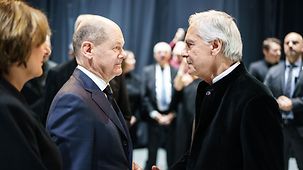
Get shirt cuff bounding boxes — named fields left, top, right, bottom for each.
left=150, top=110, right=160, bottom=119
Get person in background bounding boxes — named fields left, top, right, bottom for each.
left=169, top=28, right=186, bottom=49
left=264, top=32, right=303, bottom=170
left=122, top=50, right=147, bottom=147
left=142, top=42, right=178, bottom=169
left=171, top=10, right=283, bottom=170
left=249, top=37, right=281, bottom=82
left=170, top=41, right=187, bottom=69
left=0, top=0, right=62, bottom=169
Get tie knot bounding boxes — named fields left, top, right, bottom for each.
left=103, top=85, right=113, bottom=96
left=287, top=64, right=297, bottom=69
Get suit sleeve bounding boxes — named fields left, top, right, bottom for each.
left=141, top=68, right=155, bottom=119
left=47, top=93, right=94, bottom=170
left=240, top=95, right=284, bottom=170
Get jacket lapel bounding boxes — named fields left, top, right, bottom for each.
left=73, top=69, right=127, bottom=138
left=293, top=65, right=303, bottom=96
left=91, top=91, right=127, bottom=138
left=277, top=63, right=286, bottom=95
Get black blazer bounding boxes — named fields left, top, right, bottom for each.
left=0, top=77, right=62, bottom=170
left=172, top=63, right=283, bottom=170
left=141, top=64, right=178, bottom=120
left=264, top=61, right=303, bottom=126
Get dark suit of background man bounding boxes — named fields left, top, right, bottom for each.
left=264, top=32, right=303, bottom=170
left=248, top=37, right=281, bottom=82
left=171, top=10, right=283, bottom=170
left=46, top=14, right=138, bottom=170
left=142, top=42, right=178, bottom=169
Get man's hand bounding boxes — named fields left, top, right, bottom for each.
left=132, top=162, right=142, bottom=170
left=152, top=165, right=160, bottom=170
left=277, top=95, right=293, bottom=111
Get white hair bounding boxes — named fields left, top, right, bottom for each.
left=153, top=42, right=171, bottom=54
left=189, top=10, right=242, bottom=61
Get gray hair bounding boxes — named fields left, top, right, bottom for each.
left=189, top=10, right=242, bottom=62
left=72, top=21, right=107, bottom=55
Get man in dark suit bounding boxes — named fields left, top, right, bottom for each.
left=248, top=37, right=281, bottom=82
left=43, top=15, right=131, bottom=127
left=142, top=42, right=178, bottom=169
left=171, top=10, right=283, bottom=170
left=264, top=32, right=303, bottom=170
left=46, top=14, right=137, bottom=170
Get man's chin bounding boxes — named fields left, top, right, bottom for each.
left=114, top=69, right=123, bottom=76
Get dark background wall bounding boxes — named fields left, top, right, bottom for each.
left=27, top=0, right=303, bottom=73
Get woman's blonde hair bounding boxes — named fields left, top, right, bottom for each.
left=0, top=0, right=51, bottom=75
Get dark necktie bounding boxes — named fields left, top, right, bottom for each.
left=103, top=85, right=121, bottom=114
left=284, top=64, right=296, bottom=97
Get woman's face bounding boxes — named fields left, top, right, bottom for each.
left=26, top=39, right=51, bottom=79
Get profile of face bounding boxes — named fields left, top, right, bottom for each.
left=264, top=42, right=281, bottom=64
left=184, top=25, right=213, bottom=80
left=92, top=25, right=126, bottom=81
left=43, top=35, right=52, bottom=62
left=153, top=42, right=171, bottom=66
left=284, top=32, right=303, bottom=62
left=25, top=38, right=51, bottom=78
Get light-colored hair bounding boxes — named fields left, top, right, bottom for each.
left=0, top=0, right=51, bottom=75
left=153, top=42, right=171, bottom=54
left=72, top=15, right=108, bottom=56
left=189, top=10, right=242, bottom=62
left=74, top=14, right=96, bottom=31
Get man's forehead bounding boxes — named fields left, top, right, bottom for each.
left=185, top=26, right=198, bottom=39
left=285, top=33, right=302, bottom=41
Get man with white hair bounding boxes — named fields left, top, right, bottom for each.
left=142, top=42, right=178, bottom=169
left=171, top=10, right=283, bottom=170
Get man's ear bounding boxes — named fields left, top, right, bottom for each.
left=211, top=39, right=222, bottom=56
left=81, top=41, right=93, bottom=59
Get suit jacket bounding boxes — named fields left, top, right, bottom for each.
left=0, top=77, right=62, bottom=170
left=43, top=59, right=131, bottom=126
left=43, top=58, right=78, bottom=125
left=264, top=61, right=303, bottom=126
left=248, top=59, right=274, bottom=82
left=46, top=68, right=132, bottom=170
left=141, top=64, right=178, bottom=120
left=172, top=63, right=283, bottom=170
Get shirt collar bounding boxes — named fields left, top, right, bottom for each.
left=212, top=61, right=240, bottom=84
left=286, top=57, right=302, bottom=68
left=77, top=65, right=108, bottom=91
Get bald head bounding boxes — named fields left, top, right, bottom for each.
left=284, top=32, right=303, bottom=63
left=74, top=14, right=96, bottom=31
left=72, top=14, right=121, bottom=56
